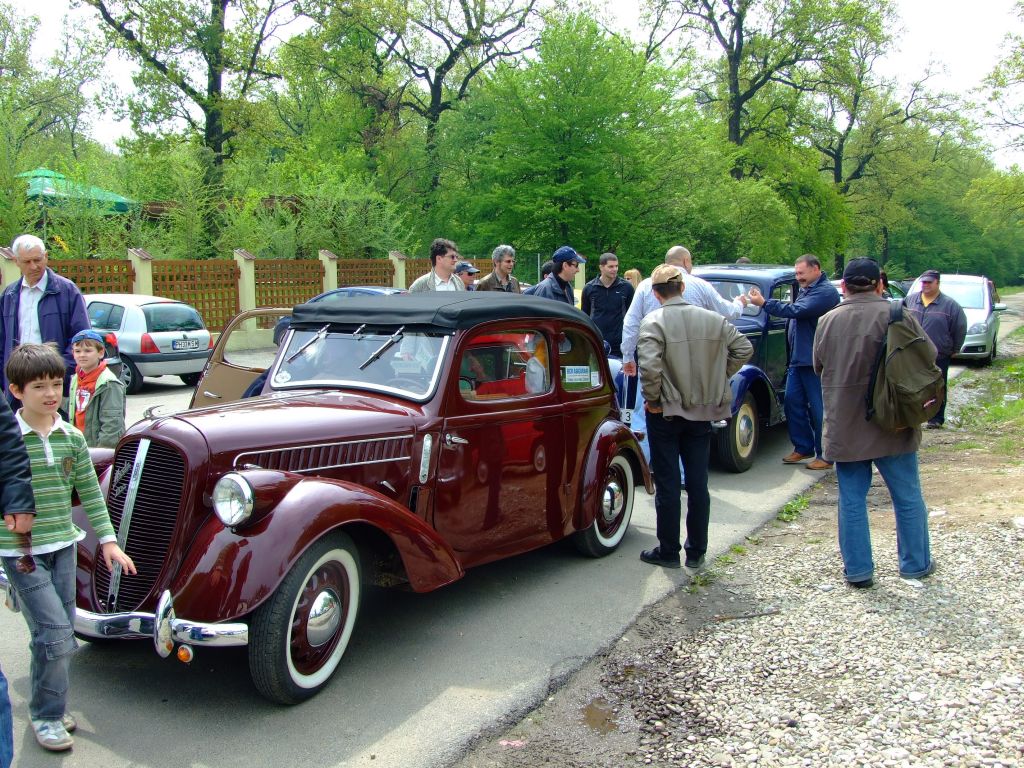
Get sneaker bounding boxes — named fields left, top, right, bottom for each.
left=848, top=577, right=874, bottom=589
left=32, top=719, right=73, bottom=752
left=901, top=561, right=936, bottom=580
left=640, top=547, right=681, bottom=569
left=62, top=713, right=77, bottom=733
left=684, top=554, right=706, bottom=570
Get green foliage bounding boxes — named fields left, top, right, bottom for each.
left=777, top=495, right=809, bottom=522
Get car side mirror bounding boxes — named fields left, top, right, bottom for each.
left=994, top=303, right=1007, bottom=312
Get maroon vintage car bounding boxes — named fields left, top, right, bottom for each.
left=47, top=292, right=651, bottom=704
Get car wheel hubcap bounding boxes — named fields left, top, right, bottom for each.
left=306, top=589, right=342, bottom=647
left=602, top=480, right=623, bottom=524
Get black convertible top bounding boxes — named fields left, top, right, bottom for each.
left=291, top=291, right=598, bottom=333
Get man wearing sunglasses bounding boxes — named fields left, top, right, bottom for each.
left=409, top=238, right=466, bottom=292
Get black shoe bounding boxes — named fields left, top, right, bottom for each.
left=684, top=554, right=705, bottom=570
left=848, top=577, right=874, bottom=589
left=640, top=547, right=681, bottom=569
left=925, top=421, right=942, bottom=430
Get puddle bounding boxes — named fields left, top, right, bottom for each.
left=582, top=696, right=618, bottom=734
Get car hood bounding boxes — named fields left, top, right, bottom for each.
left=963, top=307, right=991, bottom=327
left=163, top=391, right=422, bottom=462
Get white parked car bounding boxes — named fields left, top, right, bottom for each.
left=85, top=294, right=213, bottom=393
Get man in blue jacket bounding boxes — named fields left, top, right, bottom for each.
left=1, top=235, right=90, bottom=409
left=903, top=270, right=967, bottom=428
left=528, top=246, right=586, bottom=305
left=748, top=254, right=840, bottom=470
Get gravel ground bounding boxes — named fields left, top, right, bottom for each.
left=456, top=336, right=1024, bottom=768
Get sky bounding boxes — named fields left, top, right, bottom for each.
left=7, top=0, right=1022, bottom=164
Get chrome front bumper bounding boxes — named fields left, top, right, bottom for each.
left=1, top=567, right=247, bottom=657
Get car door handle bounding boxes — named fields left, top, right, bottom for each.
left=202, top=391, right=223, bottom=399
left=444, top=433, right=468, bottom=447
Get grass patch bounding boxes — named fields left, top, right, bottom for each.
left=777, top=495, right=809, bottom=522
left=953, top=440, right=985, bottom=450
left=687, top=569, right=717, bottom=592
left=998, top=285, right=1024, bottom=296
left=729, top=544, right=747, bottom=556
left=955, top=358, right=1024, bottom=434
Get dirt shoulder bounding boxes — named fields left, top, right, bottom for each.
left=455, top=331, right=1024, bottom=768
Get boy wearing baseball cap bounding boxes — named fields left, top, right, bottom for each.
left=66, top=329, right=125, bottom=448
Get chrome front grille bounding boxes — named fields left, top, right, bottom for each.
left=95, top=439, right=184, bottom=612
left=235, top=435, right=413, bottom=473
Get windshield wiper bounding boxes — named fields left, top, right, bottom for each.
left=286, top=324, right=330, bottom=363
left=359, top=326, right=405, bottom=370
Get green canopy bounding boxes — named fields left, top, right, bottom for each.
left=21, top=168, right=136, bottom=214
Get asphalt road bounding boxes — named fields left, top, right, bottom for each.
left=3, top=296, right=1021, bottom=768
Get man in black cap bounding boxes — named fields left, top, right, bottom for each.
left=454, top=261, right=480, bottom=290
left=903, top=270, right=967, bottom=428
left=813, top=258, right=934, bottom=587
left=527, top=246, right=585, bottom=305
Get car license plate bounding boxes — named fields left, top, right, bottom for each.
left=172, top=338, right=201, bottom=351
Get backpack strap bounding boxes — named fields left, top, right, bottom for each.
left=866, top=301, right=900, bottom=421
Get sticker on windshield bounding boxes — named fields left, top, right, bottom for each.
left=273, top=370, right=292, bottom=384
left=563, top=365, right=590, bottom=384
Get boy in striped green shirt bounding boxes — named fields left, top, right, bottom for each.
left=1, top=343, right=135, bottom=754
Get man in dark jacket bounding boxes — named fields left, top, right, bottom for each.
left=903, top=270, right=967, bottom=428
left=748, top=254, right=840, bottom=470
left=475, top=245, right=521, bottom=293
left=1, top=235, right=90, bottom=407
left=581, top=253, right=634, bottom=357
left=0, top=394, right=36, bottom=768
left=813, top=258, right=934, bottom=588
left=527, top=246, right=585, bottom=305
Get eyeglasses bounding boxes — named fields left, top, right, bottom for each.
left=15, top=531, right=35, bottom=574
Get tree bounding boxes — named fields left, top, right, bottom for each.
left=0, top=3, right=103, bottom=242
left=301, top=0, right=537, bottom=192
left=639, top=0, right=886, bottom=177
left=80, top=0, right=300, bottom=183
left=985, top=0, right=1024, bottom=151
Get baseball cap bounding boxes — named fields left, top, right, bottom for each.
left=919, top=269, right=940, bottom=283
left=454, top=261, right=480, bottom=275
left=842, top=258, right=880, bottom=288
left=71, top=329, right=106, bottom=347
left=650, top=264, right=683, bottom=285
left=552, top=246, right=586, bottom=264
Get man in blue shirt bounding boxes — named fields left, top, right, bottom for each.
left=748, top=254, right=840, bottom=470
left=528, top=246, right=586, bottom=305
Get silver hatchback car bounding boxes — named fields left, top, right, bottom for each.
left=85, top=294, right=213, bottom=393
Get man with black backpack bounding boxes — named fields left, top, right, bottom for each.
left=813, top=258, right=935, bottom=589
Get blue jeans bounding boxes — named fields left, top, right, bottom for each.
left=1, top=545, right=78, bottom=721
left=784, top=365, right=825, bottom=459
left=0, top=664, right=12, bottom=768
left=646, top=412, right=711, bottom=560
left=835, top=452, right=932, bottom=582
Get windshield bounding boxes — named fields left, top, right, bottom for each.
left=270, top=326, right=449, bottom=400
left=931, top=281, right=986, bottom=310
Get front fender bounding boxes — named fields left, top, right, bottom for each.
left=575, top=420, right=652, bottom=531
left=730, top=365, right=784, bottom=425
left=168, top=477, right=464, bottom=623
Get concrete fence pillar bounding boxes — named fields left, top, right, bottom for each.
left=0, top=247, right=18, bottom=287
left=389, top=250, right=407, bottom=290
left=127, top=248, right=154, bottom=295
left=319, top=250, right=339, bottom=293
left=574, top=266, right=586, bottom=298
left=233, top=249, right=257, bottom=311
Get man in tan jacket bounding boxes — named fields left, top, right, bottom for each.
left=637, top=265, right=752, bottom=570
left=813, top=258, right=934, bottom=588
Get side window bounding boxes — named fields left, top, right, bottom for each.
left=709, top=280, right=753, bottom=302
left=459, top=330, right=550, bottom=401
left=559, top=330, right=603, bottom=392
left=771, top=283, right=794, bottom=303
left=88, top=302, right=114, bottom=329
left=108, top=305, right=125, bottom=328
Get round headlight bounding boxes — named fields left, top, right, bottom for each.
left=213, top=473, right=254, bottom=527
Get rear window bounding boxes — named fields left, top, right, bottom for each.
left=88, top=302, right=125, bottom=330
left=143, top=303, right=205, bottom=332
